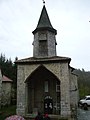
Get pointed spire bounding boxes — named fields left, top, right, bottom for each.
left=32, top=5, right=57, bottom=35
left=37, top=5, right=53, bottom=28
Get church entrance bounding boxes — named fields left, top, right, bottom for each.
left=44, top=96, right=53, bottom=114
left=25, top=65, right=61, bottom=115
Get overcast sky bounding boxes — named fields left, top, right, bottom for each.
left=0, top=0, right=90, bottom=71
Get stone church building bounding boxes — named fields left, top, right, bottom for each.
left=16, top=5, right=78, bottom=119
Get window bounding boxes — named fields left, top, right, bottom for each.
left=45, top=81, right=48, bottom=92
left=56, top=85, right=60, bottom=92
left=56, top=81, right=60, bottom=92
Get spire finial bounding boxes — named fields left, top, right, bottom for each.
left=42, top=0, right=45, bottom=5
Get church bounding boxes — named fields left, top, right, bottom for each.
left=15, top=4, right=78, bottom=119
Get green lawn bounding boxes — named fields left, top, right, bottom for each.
left=0, top=105, right=16, bottom=120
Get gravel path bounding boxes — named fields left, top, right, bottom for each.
left=77, top=107, right=90, bottom=120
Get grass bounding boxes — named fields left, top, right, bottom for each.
left=0, top=105, right=16, bottom=120
left=0, top=105, right=69, bottom=120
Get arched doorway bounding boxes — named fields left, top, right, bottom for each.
left=25, top=65, right=61, bottom=114
left=44, top=96, right=53, bottom=114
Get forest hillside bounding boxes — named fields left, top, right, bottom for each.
left=74, top=69, right=90, bottom=98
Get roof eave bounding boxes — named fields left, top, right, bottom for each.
left=32, top=27, right=57, bottom=35
left=15, top=58, right=71, bottom=65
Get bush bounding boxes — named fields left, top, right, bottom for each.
left=0, top=105, right=16, bottom=120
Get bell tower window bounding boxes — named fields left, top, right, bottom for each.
left=39, top=32, right=48, bottom=56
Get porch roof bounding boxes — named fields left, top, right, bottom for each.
left=2, top=75, right=13, bottom=82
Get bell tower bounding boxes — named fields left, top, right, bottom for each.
left=32, top=5, right=57, bottom=58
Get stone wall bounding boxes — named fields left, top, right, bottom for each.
left=17, top=65, right=26, bottom=116
left=0, top=69, right=12, bottom=107
left=70, top=72, right=78, bottom=107
left=2, top=82, right=12, bottom=106
left=47, top=31, right=57, bottom=56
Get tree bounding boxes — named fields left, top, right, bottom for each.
left=75, top=69, right=90, bottom=98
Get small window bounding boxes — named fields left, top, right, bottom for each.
left=56, top=85, right=60, bottom=92
left=45, top=81, right=48, bottom=92
left=56, top=81, right=60, bottom=92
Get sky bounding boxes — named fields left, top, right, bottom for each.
left=0, top=0, right=90, bottom=71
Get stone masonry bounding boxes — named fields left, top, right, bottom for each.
left=0, top=69, right=12, bottom=107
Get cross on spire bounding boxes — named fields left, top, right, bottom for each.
left=42, top=0, right=45, bottom=5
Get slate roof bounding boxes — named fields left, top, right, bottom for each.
left=32, top=5, right=57, bottom=35
left=2, top=75, right=13, bottom=82
left=15, top=56, right=71, bottom=64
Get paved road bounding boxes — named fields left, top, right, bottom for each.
left=77, top=107, right=90, bottom=120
